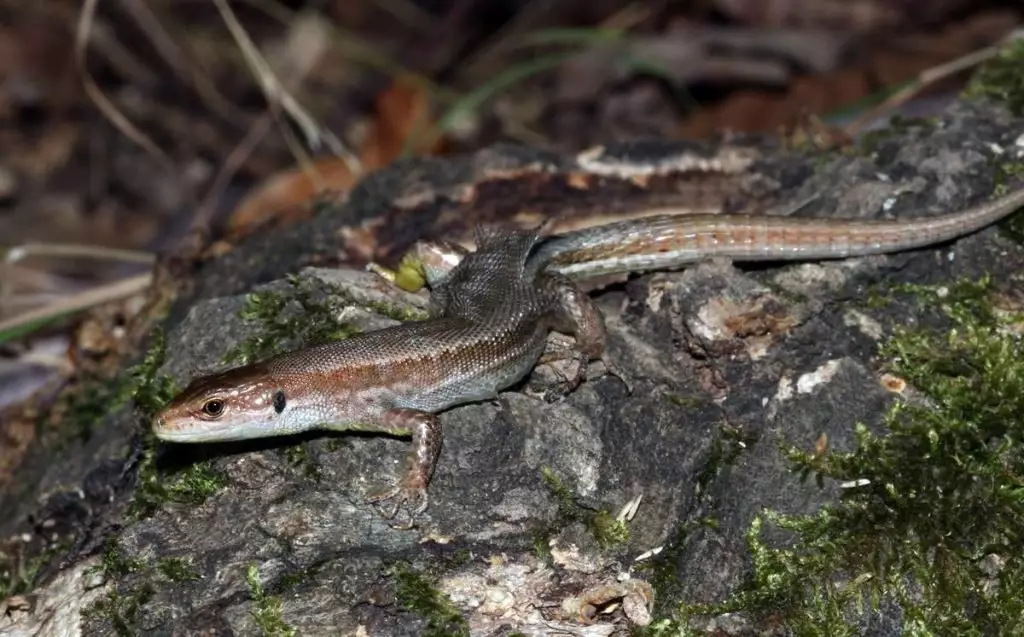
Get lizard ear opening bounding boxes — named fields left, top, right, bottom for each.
left=273, top=390, right=287, bottom=414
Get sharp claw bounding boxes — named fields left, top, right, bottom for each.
left=365, top=484, right=428, bottom=528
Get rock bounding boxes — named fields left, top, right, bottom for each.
left=3, top=101, right=1024, bottom=636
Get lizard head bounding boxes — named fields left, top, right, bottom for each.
left=153, top=363, right=287, bottom=443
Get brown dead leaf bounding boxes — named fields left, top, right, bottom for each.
left=714, top=0, right=902, bottom=31
left=225, top=156, right=357, bottom=236
left=677, top=10, right=1018, bottom=138
left=226, top=75, right=445, bottom=237
left=359, top=75, right=444, bottom=168
left=7, top=121, right=79, bottom=181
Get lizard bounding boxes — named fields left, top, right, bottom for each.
left=153, top=185, right=1024, bottom=523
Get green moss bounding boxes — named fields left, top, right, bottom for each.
left=392, top=562, right=469, bottom=637
left=129, top=454, right=227, bottom=520
left=81, top=546, right=199, bottom=629
left=448, top=548, right=472, bottom=568
left=223, top=272, right=430, bottom=366
left=224, top=275, right=363, bottom=366
left=278, top=565, right=317, bottom=592
left=590, top=509, right=630, bottom=546
left=246, top=563, right=298, bottom=637
left=99, top=539, right=145, bottom=577
left=964, top=37, right=1024, bottom=115
left=862, top=281, right=896, bottom=309
left=531, top=529, right=553, bottom=562
left=104, top=330, right=231, bottom=519
left=48, top=328, right=175, bottom=446
left=50, top=325, right=175, bottom=472
left=129, top=330, right=179, bottom=418
left=993, top=158, right=1024, bottom=194
left=155, top=557, right=200, bottom=582
left=81, top=584, right=155, bottom=637
left=355, top=295, right=429, bottom=323
left=540, top=466, right=629, bottom=548
left=664, top=394, right=703, bottom=409
left=284, top=443, right=321, bottom=480
left=992, top=159, right=1024, bottom=244
left=855, top=114, right=936, bottom=156
left=695, top=423, right=756, bottom=497
left=58, top=378, right=128, bottom=443
left=0, top=542, right=63, bottom=600
left=647, top=276, right=1024, bottom=634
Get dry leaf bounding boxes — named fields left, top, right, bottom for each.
left=226, top=75, right=445, bottom=237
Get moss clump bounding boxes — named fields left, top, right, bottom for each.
left=223, top=271, right=430, bottom=366
left=392, top=562, right=469, bottom=637
left=355, top=295, right=429, bottom=323
left=652, top=276, right=1024, bottom=634
left=51, top=326, right=176, bottom=445
left=277, top=565, right=318, bottom=592
left=539, top=466, right=629, bottom=548
left=129, top=454, right=227, bottom=520
left=109, top=327, right=229, bottom=519
left=0, top=542, right=63, bottom=600
left=46, top=328, right=176, bottom=445
left=246, top=563, right=298, bottom=637
left=695, top=423, right=756, bottom=498
left=964, top=36, right=1024, bottom=115
left=81, top=584, right=155, bottom=637
left=284, top=443, right=321, bottom=480
left=992, top=159, right=1024, bottom=244
left=98, top=539, right=145, bottom=577
left=155, top=556, right=200, bottom=582
left=82, top=543, right=200, bottom=630
left=224, top=275, right=362, bottom=366
left=856, top=114, right=937, bottom=157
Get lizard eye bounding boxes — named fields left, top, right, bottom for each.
left=201, top=399, right=225, bottom=418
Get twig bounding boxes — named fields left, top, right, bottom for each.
left=210, top=0, right=362, bottom=177
left=120, top=0, right=250, bottom=126
left=3, top=244, right=155, bottom=265
left=0, top=274, right=152, bottom=344
left=373, top=0, right=437, bottom=30
left=76, top=0, right=174, bottom=167
left=0, top=244, right=154, bottom=323
left=192, top=113, right=276, bottom=235
left=843, top=32, right=1021, bottom=137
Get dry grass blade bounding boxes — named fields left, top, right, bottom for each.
left=374, top=0, right=437, bottom=30
left=76, top=0, right=174, bottom=168
left=192, top=113, right=275, bottom=234
left=843, top=38, right=1012, bottom=137
left=0, top=245, right=155, bottom=324
left=121, top=0, right=250, bottom=126
left=0, top=274, right=152, bottom=346
left=210, top=0, right=362, bottom=177
left=459, top=1, right=651, bottom=85
left=3, top=244, right=155, bottom=265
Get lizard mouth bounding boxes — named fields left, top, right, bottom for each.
left=152, top=418, right=281, bottom=443
left=152, top=421, right=240, bottom=443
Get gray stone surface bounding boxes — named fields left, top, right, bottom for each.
left=2, top=101, right=1024, bottom=636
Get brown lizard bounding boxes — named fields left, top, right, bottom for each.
left=153, top=186, right=1024, bottom=522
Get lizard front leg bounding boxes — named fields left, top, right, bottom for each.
left=358, top=407, right=443, bottom=527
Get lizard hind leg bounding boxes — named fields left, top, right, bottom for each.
left=543, top=273, right=635, bottom=393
